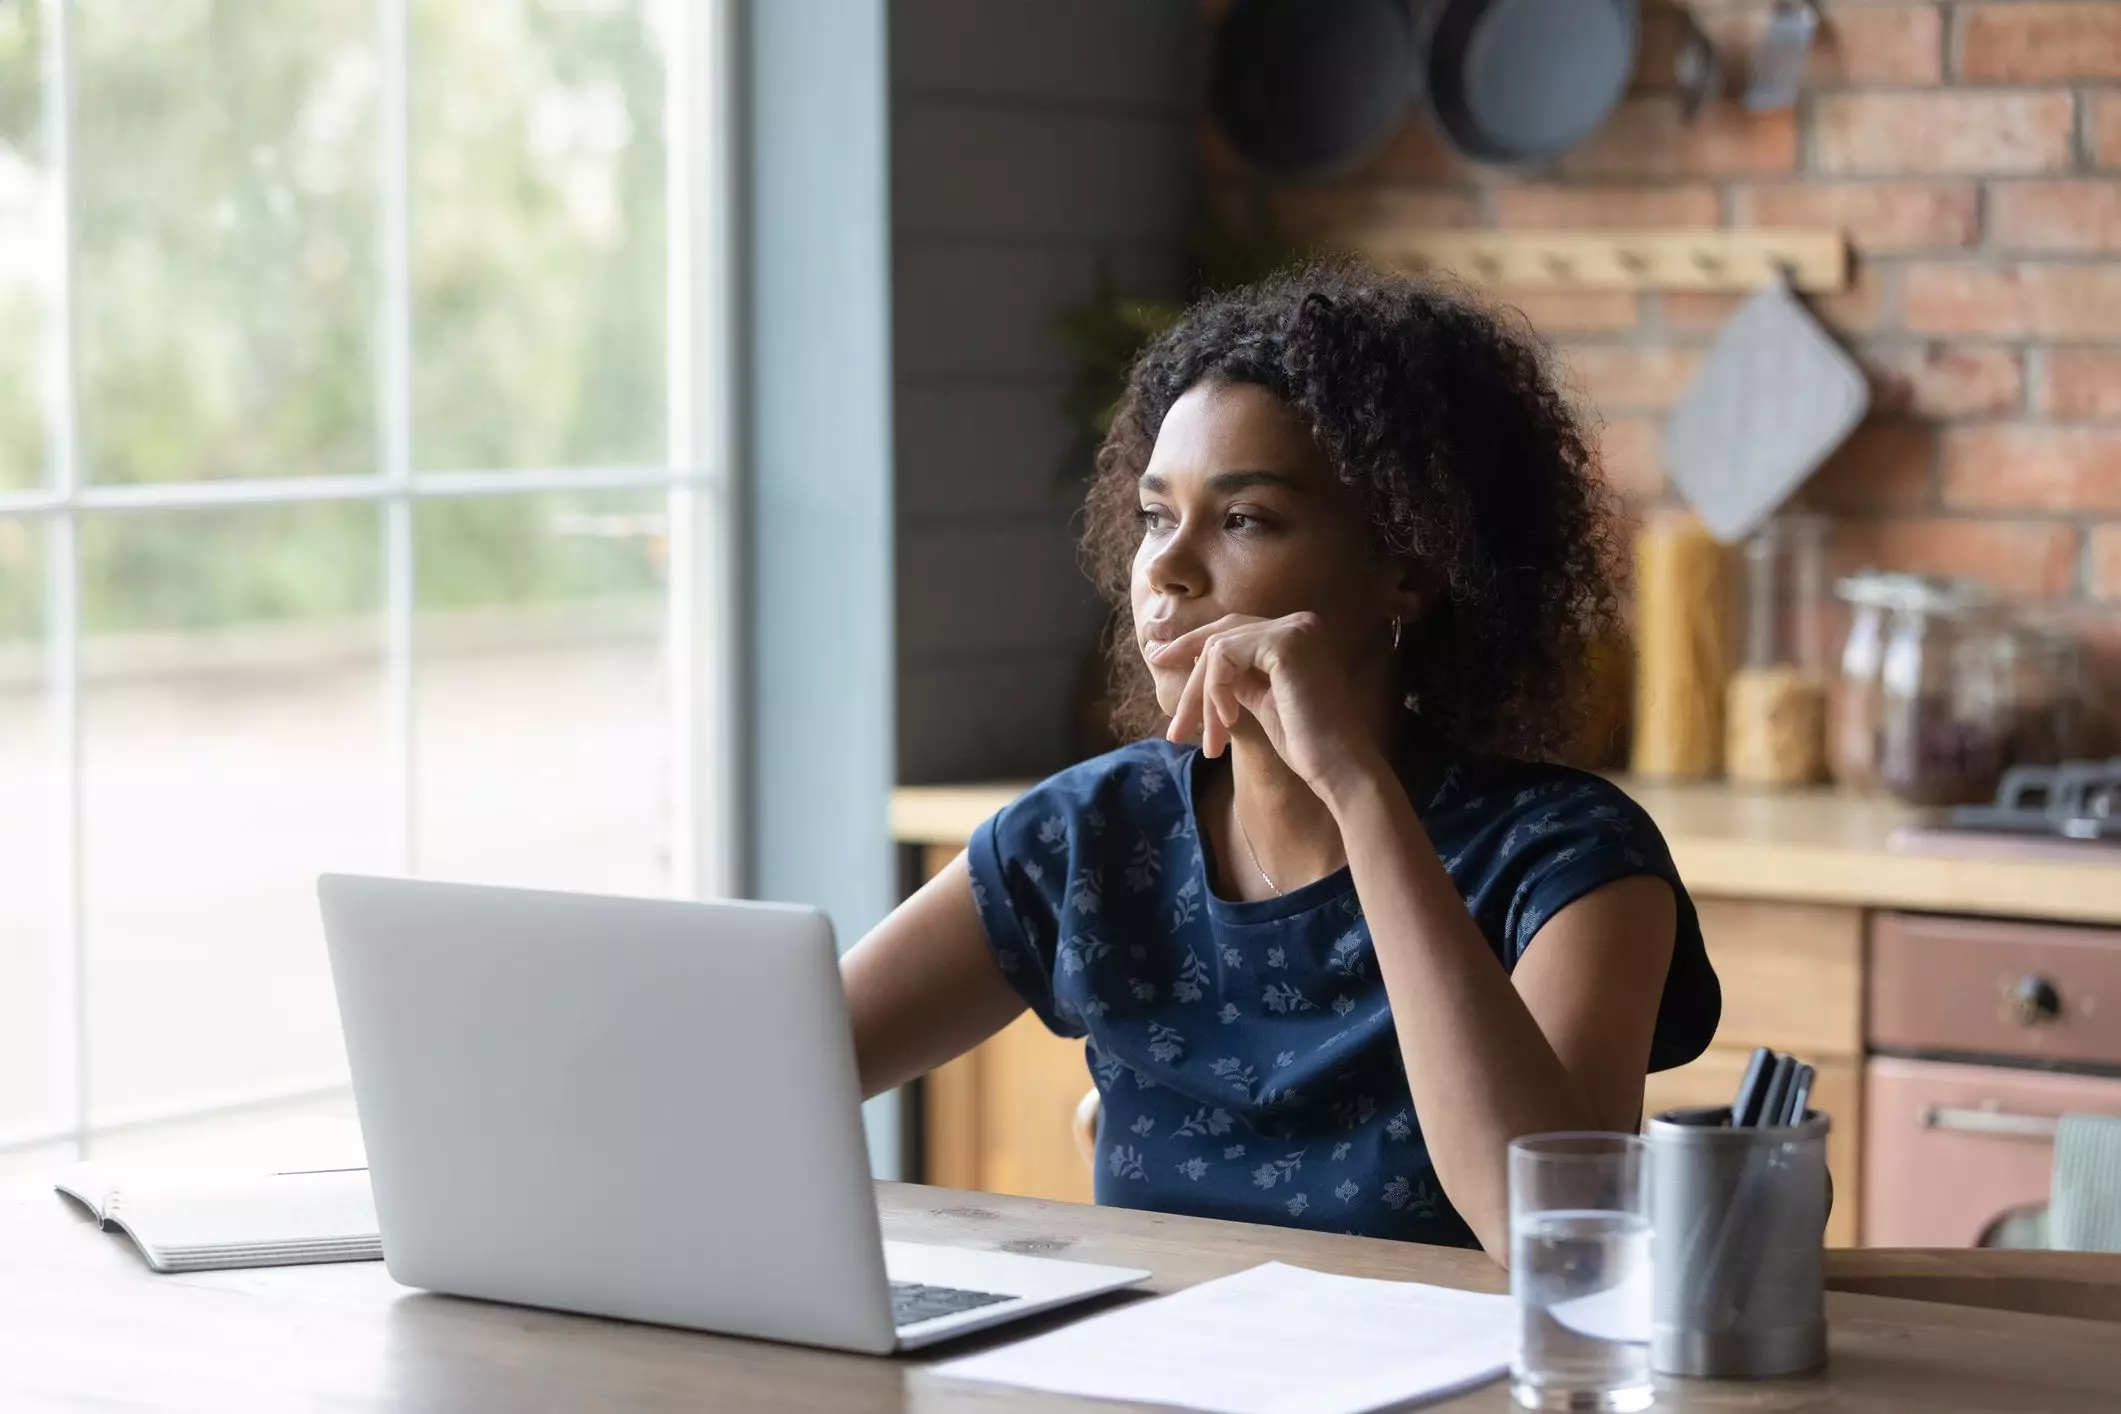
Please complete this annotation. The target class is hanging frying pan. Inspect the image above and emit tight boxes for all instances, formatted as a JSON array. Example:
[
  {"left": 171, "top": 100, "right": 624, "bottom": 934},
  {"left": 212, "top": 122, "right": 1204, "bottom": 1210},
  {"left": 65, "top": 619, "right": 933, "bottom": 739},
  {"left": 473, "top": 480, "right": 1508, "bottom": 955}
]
[
  {"left": 1418, "top": 0, "right": 1639, "bottom": 165},
  {"left": 1208, "top": 0, "right": 1423, "bottom": 184}
]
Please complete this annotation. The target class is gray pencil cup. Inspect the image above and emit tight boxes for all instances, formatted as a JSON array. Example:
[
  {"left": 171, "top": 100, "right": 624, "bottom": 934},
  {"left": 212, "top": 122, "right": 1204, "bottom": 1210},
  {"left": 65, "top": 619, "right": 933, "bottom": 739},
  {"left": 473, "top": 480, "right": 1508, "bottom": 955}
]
[{"left": 1645, "top": 1106, "right": 1829, "bottom": 1380}]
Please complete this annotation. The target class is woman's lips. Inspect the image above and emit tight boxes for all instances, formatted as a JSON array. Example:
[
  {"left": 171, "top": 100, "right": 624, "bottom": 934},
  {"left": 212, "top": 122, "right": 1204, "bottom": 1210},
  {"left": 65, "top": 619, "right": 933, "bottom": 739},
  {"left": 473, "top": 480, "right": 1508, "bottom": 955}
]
[
  {"left": 1139, "top": 616, "right": 1190, "bottom": 659},
  {"left": 1139, "top": 617, "right": 1183, "bottom": 645}
]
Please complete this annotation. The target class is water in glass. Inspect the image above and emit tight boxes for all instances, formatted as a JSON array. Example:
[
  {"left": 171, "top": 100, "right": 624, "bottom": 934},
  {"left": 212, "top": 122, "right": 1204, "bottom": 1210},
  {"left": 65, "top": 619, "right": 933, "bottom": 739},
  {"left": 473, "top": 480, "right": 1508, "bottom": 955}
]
[{"left": 1512, "top": 1208, "right": 1653, "bottom": 1412}]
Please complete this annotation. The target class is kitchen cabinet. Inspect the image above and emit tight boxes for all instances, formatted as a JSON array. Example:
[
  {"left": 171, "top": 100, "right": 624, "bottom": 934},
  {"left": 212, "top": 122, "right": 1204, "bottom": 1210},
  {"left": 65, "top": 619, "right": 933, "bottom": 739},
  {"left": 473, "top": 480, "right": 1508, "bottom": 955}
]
[
  {"left": 1647, "top": 897, "right": 1865, "bottom": 1248},
  {"left": 1864, "top": 1057, "right": 2121, "bottom": 1248},
  {"left": 1645, "top": 1046, "right": 1862, "bottom": 1249},
  {"left": 910, "top": 843, "right": 1094, "bottom": 1204},
  {"left": 892, "top": 780, "right": 2121, "bottom": 1248},
  {"left": 925, "top": 1011, "right": 1092, "bottom": 1204},
  {"left": 1691, "top": 898, "right": 1863, "bottom": 1058},
  {"left": 1861, "top": 911, "right": 2121, "bottom": 1247},
  {"left": 1868, "top": 913, "right": 2121, "bottom": 1070}
]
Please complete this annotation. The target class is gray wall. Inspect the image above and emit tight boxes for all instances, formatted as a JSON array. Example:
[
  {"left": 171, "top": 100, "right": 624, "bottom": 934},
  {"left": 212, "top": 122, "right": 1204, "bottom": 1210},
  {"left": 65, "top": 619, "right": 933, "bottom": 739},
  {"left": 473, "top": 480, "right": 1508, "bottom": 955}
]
[
  {"left": 890, "top": 0, "right": 1202, "bottom": 785},
  {"left": 741, "top": 0, "right": 1202, "bottom": 1175}
]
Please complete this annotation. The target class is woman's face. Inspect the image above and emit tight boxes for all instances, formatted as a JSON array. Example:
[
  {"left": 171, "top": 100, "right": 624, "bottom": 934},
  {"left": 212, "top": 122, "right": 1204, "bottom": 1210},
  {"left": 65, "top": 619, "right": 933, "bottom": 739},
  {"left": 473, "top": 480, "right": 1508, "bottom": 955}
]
[{"left": 1130, "top": 380, "right": 1405, "bottom": 718}]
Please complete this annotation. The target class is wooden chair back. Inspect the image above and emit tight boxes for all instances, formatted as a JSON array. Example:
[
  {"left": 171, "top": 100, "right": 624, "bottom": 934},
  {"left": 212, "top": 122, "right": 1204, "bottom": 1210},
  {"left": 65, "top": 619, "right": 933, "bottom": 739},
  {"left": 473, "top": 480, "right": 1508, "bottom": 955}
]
[{"left": 1072, "top": 1088, "right": 1100, "bottom": 1168}]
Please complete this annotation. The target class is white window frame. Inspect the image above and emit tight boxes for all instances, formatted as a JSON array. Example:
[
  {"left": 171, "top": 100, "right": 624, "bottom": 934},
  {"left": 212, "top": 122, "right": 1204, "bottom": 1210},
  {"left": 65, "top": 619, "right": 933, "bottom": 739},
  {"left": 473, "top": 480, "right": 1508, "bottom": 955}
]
[{"left": 2, "top": 0, "right": 739, "bottom": 1158}]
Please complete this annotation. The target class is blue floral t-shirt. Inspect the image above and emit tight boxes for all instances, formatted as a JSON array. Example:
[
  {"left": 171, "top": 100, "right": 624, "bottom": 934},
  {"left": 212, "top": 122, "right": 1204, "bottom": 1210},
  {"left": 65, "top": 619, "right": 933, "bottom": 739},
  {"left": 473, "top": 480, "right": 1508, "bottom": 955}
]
[{"left": 965, "top": 739, "right": 1718, "bottom": 1249}]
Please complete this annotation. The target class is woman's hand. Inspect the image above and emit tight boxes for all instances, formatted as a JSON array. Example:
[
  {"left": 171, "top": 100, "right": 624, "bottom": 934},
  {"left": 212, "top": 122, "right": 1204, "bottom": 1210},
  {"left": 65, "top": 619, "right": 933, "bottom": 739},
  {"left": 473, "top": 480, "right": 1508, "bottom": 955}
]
[{"left": 1149, "top": 612, "right": 1386, "bottom": 800}]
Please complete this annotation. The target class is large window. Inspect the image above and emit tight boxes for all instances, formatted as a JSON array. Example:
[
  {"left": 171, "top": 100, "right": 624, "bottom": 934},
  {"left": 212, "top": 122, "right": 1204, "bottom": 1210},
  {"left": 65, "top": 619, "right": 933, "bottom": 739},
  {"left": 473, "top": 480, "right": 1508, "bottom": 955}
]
[{"left": 0, "top": 0, "right": 733, "bottom": 1166}]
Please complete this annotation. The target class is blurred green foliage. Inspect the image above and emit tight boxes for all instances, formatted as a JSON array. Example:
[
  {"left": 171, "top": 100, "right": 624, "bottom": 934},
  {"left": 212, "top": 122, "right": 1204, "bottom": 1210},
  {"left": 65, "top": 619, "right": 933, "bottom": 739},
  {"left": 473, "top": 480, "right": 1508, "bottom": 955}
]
[
  {"left": 0, "top": 0, "right": 669, "bottom": 643},
  {"left": 1053, "top": 203, "right": 1303, "bottom": 484}
]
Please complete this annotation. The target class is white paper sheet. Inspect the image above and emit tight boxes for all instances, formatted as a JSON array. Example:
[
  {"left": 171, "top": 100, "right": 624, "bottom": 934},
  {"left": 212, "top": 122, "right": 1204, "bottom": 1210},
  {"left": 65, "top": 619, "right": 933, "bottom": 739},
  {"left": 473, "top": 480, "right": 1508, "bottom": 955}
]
[
  {"left": 934, "top": 1261, "right": 1513, "bottom": 1414},
  {"left": 110, "top": 1169, "right": 379, "bottom": 1258},
  {"left": 50, "top": 1119, "right": 378, "bottom": 1272},
  {"left": 52, "top": 1116, "right": 367, "bottom": 1221}
]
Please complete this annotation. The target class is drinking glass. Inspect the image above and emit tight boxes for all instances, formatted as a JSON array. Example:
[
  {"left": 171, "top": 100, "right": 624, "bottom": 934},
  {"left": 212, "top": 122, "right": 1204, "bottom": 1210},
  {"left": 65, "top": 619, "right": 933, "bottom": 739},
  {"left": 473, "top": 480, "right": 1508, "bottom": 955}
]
[{"left": 1509, "top": 1133, "right": 1653, "bottom": 1412}]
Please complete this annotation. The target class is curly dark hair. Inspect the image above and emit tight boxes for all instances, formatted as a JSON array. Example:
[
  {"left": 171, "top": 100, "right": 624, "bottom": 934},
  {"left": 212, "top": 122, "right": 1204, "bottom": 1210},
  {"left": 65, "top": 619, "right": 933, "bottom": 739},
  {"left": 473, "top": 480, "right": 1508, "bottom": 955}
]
[{"left": 1082, "top": 257, "right": 1620, "bottom": 764}]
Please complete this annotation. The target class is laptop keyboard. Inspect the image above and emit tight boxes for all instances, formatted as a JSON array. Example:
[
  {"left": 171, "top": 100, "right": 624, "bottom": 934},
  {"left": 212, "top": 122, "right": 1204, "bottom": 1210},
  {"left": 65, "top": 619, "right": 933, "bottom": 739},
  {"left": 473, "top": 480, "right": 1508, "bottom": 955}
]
[{"left": 891, "top": 1280, "right": 1017, "bottom": 1327}]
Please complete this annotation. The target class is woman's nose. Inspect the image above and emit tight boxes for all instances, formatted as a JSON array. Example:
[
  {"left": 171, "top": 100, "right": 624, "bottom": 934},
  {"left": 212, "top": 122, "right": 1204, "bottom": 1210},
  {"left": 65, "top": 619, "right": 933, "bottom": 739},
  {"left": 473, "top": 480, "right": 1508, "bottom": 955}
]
[{"left": 1143, "top": 530, "right": 1203, "bottom": 599}]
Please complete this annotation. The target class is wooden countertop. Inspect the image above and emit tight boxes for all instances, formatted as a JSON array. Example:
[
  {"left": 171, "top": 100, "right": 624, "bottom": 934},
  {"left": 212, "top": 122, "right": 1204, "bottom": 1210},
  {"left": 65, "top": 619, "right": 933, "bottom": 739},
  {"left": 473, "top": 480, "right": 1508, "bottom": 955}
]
[
  {"left": 13, "top": 1179, "right": 2121, "bottom": 1411},
  {"left": 892, "top": 777, "right": 2121, "bottom": 926}
]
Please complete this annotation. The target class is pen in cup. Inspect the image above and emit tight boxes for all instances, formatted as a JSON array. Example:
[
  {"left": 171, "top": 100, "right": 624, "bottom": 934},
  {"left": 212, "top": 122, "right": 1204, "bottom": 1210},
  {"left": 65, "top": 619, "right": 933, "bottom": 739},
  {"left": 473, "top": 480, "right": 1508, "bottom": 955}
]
[
  {"left": 1726, "top": 1048, "right": 1814, "bottom": 1129},
  {"left": 1699, "top": 1048, "right": 1813, "bottom": 1318},
  {"left": 1730, "top": 1047, "right": 1772, "bottom": 1128},
  {"left": 1781, "top": 1065, "right": 1814, "bottom": 1127},
  {"left": 1755, "top": 1054, "right": 1797, "bottom": 1130}
]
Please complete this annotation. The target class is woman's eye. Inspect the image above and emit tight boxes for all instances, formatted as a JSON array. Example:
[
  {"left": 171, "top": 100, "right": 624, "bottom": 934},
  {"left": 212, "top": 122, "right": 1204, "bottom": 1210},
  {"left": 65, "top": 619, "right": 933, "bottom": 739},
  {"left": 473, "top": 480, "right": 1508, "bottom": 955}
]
[
  {"left": 1225, "top": 511, "right": 1256, "bottom": 532},
  {"left": 1136, "top": 507, "right": 1170, "bottom": 532}
]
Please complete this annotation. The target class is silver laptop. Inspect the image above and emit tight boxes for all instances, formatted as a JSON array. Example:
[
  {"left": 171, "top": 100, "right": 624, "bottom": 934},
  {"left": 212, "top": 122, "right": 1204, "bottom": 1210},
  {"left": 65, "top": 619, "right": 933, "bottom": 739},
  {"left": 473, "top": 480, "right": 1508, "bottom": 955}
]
[{"left": 318, "top": 874, "right": 1147, "bottom": 1353}]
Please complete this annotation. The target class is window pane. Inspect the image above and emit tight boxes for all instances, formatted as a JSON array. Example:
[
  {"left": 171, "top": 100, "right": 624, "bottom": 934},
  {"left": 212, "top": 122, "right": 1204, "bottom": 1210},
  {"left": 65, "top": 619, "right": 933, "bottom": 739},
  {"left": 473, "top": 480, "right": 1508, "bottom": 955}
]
[
  {"left": 414, "top": 490, "right": 668, "bottom": 892},
  {"left": 81, "top": 505, "right": 390, "bottom": 1125},
  {"left": 409, "top": 0, "right": 666, "bottom": 472},
  {"left": 0, "top": 3, "right": 42, "bottom": 490},
  {"left": 85, "top": 1091, "right": 359, "bottom": 1167},
  {"left": 0, "top": 519, "right": 61, "bottom": 1146},
  {"left": 74, "top": 1, "right": 378, "bottom": 485}
]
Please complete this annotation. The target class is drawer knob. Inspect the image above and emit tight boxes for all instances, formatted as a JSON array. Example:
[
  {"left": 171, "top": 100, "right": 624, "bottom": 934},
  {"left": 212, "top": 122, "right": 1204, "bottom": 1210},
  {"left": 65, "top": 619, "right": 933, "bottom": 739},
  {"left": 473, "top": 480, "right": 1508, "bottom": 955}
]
[{"left": 2007, "top": 974, "right": 2063, "bottom": 1028}]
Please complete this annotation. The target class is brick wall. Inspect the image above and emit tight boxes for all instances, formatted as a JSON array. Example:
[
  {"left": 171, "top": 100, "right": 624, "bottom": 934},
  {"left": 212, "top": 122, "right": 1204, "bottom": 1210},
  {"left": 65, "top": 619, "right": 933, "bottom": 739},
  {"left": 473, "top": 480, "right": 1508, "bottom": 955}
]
[{"left": 1203, "top": 1, "right": 2121, "bottom": 657}]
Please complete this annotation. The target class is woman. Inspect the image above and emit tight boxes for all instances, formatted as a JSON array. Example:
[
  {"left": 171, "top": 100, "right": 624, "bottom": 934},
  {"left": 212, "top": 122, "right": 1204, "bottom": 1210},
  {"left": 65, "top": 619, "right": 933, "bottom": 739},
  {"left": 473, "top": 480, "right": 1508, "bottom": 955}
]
[{"left": 843, "top": 260, "right": 1718, "bottom": 1260}]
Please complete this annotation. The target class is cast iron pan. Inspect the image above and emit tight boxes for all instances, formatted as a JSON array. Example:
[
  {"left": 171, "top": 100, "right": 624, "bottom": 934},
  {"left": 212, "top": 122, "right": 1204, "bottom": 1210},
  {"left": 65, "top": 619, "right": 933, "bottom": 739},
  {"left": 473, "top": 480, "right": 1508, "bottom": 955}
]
[
  {"left": 1420, "top": 0, "right": 1639, "bottom": 165},
  {"left": 1209, "top": 0, "right": 1422, "bottom": 184}
]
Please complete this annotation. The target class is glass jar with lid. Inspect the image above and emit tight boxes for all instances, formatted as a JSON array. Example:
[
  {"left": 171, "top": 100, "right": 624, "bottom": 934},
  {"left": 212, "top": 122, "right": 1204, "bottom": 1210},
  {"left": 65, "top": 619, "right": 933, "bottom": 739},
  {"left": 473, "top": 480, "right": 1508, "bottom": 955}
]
[
  {"left": 1829, "top": 571, "right": 1908, "bottom": 791},
  {"left": 1726, "top": 515, "right": 1829, "bottom": 786},
  {"left": 1983, "top": 626, "right": 2084, "bottom": 769},
  {"left": 1878, "top": 578, "right": 2004, "bottom": 806}
]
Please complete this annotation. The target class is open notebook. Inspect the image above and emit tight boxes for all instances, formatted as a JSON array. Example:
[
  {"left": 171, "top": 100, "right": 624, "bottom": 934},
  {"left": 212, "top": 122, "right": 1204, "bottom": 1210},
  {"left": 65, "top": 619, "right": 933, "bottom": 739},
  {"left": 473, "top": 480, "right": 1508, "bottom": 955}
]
[{"left": 53, "top": 1120, "right": 382, "bottom": 1273}]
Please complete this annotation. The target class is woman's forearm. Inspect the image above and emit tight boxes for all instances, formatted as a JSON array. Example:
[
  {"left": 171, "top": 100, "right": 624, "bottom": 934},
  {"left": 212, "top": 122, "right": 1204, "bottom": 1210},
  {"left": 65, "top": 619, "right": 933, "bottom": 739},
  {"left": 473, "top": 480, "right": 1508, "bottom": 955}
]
[{"left": 1319, "top": 753, "right": 1597, "bottom": 1256}]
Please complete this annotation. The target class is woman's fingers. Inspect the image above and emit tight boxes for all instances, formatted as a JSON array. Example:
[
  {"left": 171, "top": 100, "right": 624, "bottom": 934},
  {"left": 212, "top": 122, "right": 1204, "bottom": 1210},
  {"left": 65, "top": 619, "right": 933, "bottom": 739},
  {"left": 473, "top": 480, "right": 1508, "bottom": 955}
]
[
  {"left": 1208, "top": 673, "right": 1248, "bottom": 758},
  {"left": 1193, "top": 626, "right": 1273, "bottom": 758},
  {"left": 1161, "top": 616, "right": 1304, "bottom": 752},
  {"left": 1201, "top": 641, "right": 1230, "bottom": 758},
  {"left": 1164, "top": 641, "right": 1212, "bottom": 744},
  {"left": 1146, "top": 613, "right": 1263, "bottom": 670},
  {"left": 1166, "top": 632, "right": 1222, "bottom": 746}
]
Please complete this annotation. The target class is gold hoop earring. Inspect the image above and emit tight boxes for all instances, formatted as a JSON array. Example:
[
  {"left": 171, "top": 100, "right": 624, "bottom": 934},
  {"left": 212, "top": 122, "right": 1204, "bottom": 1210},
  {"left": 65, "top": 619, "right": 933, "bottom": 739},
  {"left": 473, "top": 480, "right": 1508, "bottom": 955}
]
[{"left": 1390, "top": 615, "right": 1403, "bottom": 651}]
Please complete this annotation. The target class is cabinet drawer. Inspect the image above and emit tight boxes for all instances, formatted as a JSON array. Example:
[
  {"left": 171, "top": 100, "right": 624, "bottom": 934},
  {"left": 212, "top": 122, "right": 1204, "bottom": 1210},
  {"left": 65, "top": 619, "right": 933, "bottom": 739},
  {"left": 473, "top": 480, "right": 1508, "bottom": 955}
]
[
  {"left": 1694, "top": 898, "right": 1864, "bottom": 1059},
  {"left": 1869, "top": 913, "right": 2121, "bottom": 1068},
  {"left": 1863, "top": 1056, "right": 2121, "bottom": 1248},
  {"left": 1644, "top": 1047, "right": 1861, "bottom": 1248},
  {"left": 925, "top": 1013, "right": 1093, "bottom": 1205}
]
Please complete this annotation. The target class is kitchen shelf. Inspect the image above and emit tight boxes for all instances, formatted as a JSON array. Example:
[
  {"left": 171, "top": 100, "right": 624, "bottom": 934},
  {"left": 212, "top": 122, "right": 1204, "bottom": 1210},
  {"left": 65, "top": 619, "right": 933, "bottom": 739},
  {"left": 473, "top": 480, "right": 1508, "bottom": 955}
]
[{"left": 1343, "top": 227, "right": 1850, "bottom": 293}]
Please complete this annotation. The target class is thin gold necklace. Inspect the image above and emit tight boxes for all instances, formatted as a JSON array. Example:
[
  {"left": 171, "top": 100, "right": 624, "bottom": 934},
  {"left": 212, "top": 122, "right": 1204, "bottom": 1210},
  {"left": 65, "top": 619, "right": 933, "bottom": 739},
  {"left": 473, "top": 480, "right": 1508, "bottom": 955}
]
[{"left": 1232, "top": 802, "right": 1282, "bottom": 897}]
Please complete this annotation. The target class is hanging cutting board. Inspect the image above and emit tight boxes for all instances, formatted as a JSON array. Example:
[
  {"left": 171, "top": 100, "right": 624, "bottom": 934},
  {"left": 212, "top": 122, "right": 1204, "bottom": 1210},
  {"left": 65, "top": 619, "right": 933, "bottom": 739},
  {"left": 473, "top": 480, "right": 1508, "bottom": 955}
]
[{"left": 1660, "top": 274, "right": 1869, "bottom": 544}]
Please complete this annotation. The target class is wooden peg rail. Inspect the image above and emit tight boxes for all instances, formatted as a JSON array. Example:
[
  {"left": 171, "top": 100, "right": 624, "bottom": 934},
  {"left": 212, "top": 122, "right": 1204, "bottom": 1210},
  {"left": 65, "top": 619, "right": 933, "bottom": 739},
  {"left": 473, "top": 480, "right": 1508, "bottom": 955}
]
[{"left": 1343, "top": 228, "right": 1849, "bottom": 293}]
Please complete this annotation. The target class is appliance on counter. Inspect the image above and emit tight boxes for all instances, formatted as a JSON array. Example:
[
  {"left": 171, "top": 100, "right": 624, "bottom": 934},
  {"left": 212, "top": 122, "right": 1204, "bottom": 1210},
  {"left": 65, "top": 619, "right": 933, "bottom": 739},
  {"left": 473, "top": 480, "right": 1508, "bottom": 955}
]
[
  {"left": 1865, "top": 911, "right": 2121, "bottom": 1248},
  {"left": 1890, "top": 760, "right": 2121, "bottom": 860},
  {"left": 1949, "top": 761, "right": 2121, "bottom": 841}
]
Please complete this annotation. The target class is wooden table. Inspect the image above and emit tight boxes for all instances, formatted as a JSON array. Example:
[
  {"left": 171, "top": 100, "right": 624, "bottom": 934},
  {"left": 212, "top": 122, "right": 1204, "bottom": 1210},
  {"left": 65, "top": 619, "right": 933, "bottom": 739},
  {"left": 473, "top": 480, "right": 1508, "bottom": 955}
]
[{"left": 9, "top": 1181, "right": 2121, "bottom": 1411}]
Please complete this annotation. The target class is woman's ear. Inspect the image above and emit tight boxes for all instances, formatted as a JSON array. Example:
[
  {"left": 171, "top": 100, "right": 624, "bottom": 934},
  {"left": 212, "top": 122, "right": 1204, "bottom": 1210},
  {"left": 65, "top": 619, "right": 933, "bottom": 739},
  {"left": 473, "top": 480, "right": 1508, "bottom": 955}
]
[{"left": 1381, "top": 560, "right": 1428, "bottom": 627}]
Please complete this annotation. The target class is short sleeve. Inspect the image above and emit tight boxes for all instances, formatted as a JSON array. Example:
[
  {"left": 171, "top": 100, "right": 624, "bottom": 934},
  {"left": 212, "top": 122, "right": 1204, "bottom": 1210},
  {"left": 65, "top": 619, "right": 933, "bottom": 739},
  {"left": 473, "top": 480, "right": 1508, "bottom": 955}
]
[
  {"left": 965, "top": 795, "right": 1087, "bottom": 1040},
  {"left": 1503, "top": 782, "right": 1720, "bottom": 1073}
]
